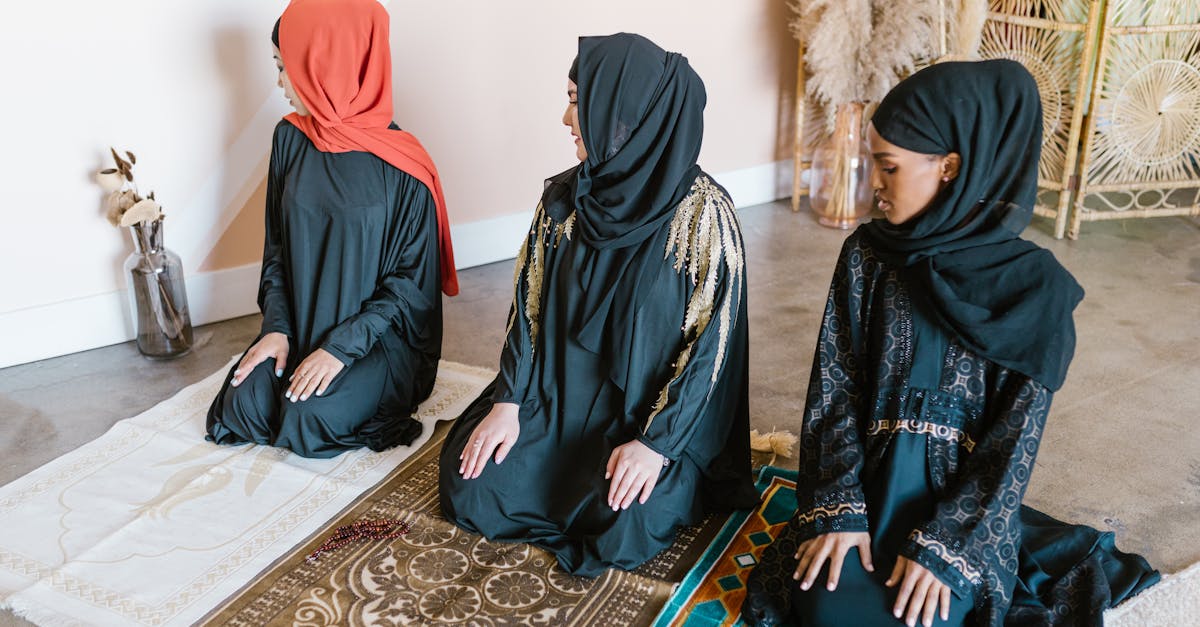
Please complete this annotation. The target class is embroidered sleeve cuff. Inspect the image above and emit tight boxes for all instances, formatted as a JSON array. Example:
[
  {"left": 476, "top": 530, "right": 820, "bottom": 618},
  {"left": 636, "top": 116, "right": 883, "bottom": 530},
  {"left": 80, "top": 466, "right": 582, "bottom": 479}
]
[
  {"left": 793, "top": 501, "right": 869, "bottom": 541},
  {"left": 899, "top": 529, "right": 981, "bottom": 599}
]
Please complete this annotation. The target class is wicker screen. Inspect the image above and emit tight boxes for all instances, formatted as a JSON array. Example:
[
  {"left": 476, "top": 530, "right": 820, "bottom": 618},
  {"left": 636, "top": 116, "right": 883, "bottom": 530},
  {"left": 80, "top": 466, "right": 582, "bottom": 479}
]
[{"left": 1069, "top": 0, "right": 1200, "bottom": 237}]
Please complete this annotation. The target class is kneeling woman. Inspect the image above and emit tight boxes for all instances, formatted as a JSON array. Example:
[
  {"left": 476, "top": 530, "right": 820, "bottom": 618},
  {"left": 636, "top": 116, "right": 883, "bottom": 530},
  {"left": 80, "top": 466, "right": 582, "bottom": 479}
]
[
  {"left": 741, "top": 60, "right": 1159, "bottom": 626},
  {"left": 206, "top": 0, "right": 457, "bottom": 458},
  {"left": 438, "top": 33, "right": 757, "bottom": 576}
]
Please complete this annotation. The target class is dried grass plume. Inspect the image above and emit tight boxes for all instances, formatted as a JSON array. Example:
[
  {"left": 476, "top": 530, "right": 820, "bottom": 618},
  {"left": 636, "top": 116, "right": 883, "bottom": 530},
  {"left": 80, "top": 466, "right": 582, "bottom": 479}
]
[
  {"left": 948, "top": 0, "right": 989, "bottom": 59},
  {"left": 790, "top": 0, "right": 989, "bottom": 125}
]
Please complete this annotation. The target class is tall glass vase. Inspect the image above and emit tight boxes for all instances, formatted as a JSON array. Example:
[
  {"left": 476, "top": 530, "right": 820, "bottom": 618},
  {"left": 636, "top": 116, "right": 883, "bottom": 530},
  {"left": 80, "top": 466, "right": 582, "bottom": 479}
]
[
  {"left": 809, "top": 102, "right": 874, "bottom": 229},
  {"left": 124, "top": 220, "right": 193, "bottom": 359}
]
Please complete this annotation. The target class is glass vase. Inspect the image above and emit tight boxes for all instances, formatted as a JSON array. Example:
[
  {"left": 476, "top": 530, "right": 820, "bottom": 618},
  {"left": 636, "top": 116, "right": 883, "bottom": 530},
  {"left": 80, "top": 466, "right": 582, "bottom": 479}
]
[
  {"left": 809, "top": 102, "right": 874, "bottom": 229},
  {"left": 124, "top": 220, "right": 193, "bottom": 359}
]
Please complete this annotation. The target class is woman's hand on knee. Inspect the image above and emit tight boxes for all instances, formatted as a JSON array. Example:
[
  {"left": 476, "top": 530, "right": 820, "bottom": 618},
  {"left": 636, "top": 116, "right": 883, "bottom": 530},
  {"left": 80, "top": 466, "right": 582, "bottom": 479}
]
[
  {"left": 793, "top": 531, "right": 874, "bottom": 592},
  {"left": 605, "top": 440, "right": 665, "bottom": 511},
  {"left": 232, "top": 332, "right": 289, "bottom": 386},
  {"left": 286, "top": 349, "right": 345, "bottom": 402},
  {"left": 886, "top": 556, "right": 951, "bottom": 627},
  {"left": 459, "top": 402, "right": 520, "bottom": 479}
]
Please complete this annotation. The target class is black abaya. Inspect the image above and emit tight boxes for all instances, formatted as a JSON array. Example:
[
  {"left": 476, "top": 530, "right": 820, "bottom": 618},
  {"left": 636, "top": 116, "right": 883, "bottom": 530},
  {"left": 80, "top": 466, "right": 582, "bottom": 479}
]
[
  {"left": 206, "top": 121, "right": 442, "bottom": 458},
  {"left": 439, "top": 175, "right": 757, "bottom": 576}
]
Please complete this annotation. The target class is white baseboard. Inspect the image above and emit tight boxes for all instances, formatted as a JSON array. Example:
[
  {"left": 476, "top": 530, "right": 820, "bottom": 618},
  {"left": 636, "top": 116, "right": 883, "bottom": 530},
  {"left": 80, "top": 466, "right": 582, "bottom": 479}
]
[
  {"left": 0, "top": 263, "right": 262, "bottom": 369},
  {"left": 718, "top": 158, "right": 796, "bottom": 210},
  {"left": 0, "top": 159, "right": 792, "bottom": 369},
  {"left": 449, "top": 213, "right": 532, "bottom": 270},
  {"left": 450, "top": 158, "right": 795, "bottom": 271}
]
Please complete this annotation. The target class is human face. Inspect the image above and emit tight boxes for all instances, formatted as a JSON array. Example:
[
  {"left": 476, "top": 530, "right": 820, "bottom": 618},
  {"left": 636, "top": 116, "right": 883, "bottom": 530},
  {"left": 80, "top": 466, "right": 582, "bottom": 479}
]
[
  {"left": 866, "top": 123, "right": 960, "bottom": 225},
  {"left": 273, "top": 45, "right": 310, "bottom": 117},
  {"left": 563, "top": 80, "right": 587, "bottom": 162}
]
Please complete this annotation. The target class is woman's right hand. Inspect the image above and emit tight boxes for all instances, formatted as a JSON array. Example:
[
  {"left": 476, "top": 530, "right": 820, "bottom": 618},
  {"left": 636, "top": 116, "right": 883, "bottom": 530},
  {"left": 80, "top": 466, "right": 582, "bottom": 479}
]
[
  {"left": 459, "top": 402, "right": 520, "bottom": 479},
  {"left": 793, "top": 531, "right": 875, "bottom": 591},
  {"left": 231, "top": 332, "right": 290, "bottom": 386}
]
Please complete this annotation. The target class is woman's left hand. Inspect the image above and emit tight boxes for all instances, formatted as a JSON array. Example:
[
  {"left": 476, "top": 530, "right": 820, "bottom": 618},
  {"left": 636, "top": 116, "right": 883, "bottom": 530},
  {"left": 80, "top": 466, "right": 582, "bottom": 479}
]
[
  {"left": 886, "top": 556, "right": 951, "bottom": 627},
  {"left": 286, "top": 349, "right": 345, "bottom": 402},
  {"left": 605, "top": 440, "right": 666, "bottom": 511}
]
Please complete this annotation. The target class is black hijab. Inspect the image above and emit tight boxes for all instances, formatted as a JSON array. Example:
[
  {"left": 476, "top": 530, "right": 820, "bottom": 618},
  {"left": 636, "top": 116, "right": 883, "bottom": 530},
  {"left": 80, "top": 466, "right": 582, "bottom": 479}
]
[
  {"left": 558, "top": 32, "right": 705, "bottom": 250},
  {"left": 537, "top": 33, "right": 707, "bottom": 385},
  {"left": 863, "top": 59, "right": 1084, "bottom": 391}
]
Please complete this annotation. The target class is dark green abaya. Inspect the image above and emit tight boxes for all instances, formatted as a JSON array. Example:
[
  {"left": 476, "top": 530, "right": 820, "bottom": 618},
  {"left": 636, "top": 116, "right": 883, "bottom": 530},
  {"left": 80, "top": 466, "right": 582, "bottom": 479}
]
[
  {"left": 206, "top": 120, "right": 442, "bottom": 458},
  {"left": 439, "top": 173, "right": 756, "bottom": 576},
  {"left": 438, "top": 33, "right": 757, "bottom": 576},
  {"left": 741, "top": 60, "right": 1158, "bottom": 626}
]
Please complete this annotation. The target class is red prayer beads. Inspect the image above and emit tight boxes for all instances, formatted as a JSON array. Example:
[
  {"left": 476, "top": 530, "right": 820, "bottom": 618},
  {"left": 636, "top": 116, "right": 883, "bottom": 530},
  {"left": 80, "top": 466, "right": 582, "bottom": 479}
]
[{"left": 305, "top": 518, "right": 412, "bottom": 563}]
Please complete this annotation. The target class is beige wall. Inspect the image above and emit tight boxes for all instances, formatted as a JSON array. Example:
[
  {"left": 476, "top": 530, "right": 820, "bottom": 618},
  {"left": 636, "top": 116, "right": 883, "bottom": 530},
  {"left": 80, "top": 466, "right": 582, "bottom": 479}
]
[
  {"left": 386, "top": 0, "right": 798, "bottom": 224},
  {"left": 200, "top": 178, "right": 267, "bottom": 272},
  {"left": 0, "top": 0, "right": 796, "bottom": 365},
  {"left": 205, "top": 0, "right": 799, "bottom": 266}
]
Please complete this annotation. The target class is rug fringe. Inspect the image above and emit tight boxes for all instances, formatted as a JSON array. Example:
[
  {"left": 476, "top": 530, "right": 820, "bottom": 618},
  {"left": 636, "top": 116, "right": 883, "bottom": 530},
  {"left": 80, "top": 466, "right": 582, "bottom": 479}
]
[
  {"left": 4, "top": 596, "right": 88, "bottom": 627},
  {"left": 749, "top": 428, "right": 798, "bottom": 468}
]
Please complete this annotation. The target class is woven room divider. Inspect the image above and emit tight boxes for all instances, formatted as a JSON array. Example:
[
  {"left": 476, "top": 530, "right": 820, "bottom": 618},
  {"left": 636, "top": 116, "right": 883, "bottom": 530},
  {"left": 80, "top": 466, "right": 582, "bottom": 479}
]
[
  {"left": 789, "top": 0, "right": 1200, "bottom": 239},
  {"left": 1064, "top": 0, "right": 1200, "bottom": 238}
]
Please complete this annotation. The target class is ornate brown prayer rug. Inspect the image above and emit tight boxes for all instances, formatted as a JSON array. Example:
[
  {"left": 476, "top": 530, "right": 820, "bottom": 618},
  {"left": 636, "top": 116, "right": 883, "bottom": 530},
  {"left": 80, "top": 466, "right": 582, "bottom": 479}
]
[{"left": 200, "top": 422, "right": 723, "bottom": 626}]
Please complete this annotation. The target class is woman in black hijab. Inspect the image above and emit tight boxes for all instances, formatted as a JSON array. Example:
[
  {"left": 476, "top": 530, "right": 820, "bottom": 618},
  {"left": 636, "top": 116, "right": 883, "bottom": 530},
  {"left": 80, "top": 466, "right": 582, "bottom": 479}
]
[
  {"left": 742, "top": 60, "right": 1158, "bottom": 626},
  {"left": 437, "top": 33, "right": 757, "bottom": 576}
]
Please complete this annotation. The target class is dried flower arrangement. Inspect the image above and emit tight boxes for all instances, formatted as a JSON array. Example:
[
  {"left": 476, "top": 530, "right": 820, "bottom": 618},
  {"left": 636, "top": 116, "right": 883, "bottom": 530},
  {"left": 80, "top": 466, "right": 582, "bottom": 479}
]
[
  {"left": 787, "top": 0, "right": 988, "bottom": 226},
  {"left": 789, "top": 0, "right": 987, "bottom": 120},
  {"left": 95, "top": 148, "right": 164, "bottom": 228},
  {"left": 94, "top": 147, "right": 193, "bottom": 358}
]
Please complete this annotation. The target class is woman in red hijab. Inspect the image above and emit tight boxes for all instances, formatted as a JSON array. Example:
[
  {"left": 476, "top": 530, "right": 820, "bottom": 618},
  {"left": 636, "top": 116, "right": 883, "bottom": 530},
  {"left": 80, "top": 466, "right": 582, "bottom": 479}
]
[{"left": 206, "top": 0, "right": 457, "bottom": 458}]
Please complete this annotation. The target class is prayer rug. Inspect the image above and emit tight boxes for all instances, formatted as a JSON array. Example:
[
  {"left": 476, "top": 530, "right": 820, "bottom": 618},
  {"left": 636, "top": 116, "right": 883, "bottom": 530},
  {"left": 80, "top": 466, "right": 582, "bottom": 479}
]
[
  {"left": 0, "top": 358, "right": 492, "bottom": 627},
  {"left": 651, "top": 467, "right": 1170, "bottom": 627},
  {"left": 651, "top": 466, "right": 797, "bottom": 627},
  {"left": 200, "top": 423, "right": 723, "bottom": 626}
]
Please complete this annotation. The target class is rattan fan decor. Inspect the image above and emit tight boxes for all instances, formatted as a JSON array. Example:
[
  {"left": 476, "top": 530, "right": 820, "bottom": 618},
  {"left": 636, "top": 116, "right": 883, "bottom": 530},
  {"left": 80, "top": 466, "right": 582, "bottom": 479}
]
[
  {"left": 1069, "top": 0, "right": 1200, "bottom": 237},
  {"left": 791, "top": 0, "right": 1200, "bottom": 237},
  {"left": 978, "top": 0, "right": 1098, "bottom": 238}
]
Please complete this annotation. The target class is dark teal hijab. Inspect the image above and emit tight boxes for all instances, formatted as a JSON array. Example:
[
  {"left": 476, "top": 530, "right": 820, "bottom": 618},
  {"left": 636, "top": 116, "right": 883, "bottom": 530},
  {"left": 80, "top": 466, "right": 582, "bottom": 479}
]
[
  {"left": 538, "top": 33, "right": 707, "bottom": 386},
  {"left": 562, "top": 32, "right": 705, "bottom": 250},
  {"left": 863, "top": 59, "right": 1084, "bottom": 391}
]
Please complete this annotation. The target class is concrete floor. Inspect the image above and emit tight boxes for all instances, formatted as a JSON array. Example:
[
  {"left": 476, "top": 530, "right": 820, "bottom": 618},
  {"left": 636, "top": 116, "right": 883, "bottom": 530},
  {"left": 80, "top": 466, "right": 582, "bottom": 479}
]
[{"left": 1, "top": 200, "right": 1197, "bottom": 626}]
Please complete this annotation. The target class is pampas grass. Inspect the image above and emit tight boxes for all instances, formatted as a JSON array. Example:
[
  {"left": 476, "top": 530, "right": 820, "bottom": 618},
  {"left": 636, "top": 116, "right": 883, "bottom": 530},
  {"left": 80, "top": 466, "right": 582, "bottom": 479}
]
[
  {"left": 790, "top": 0, "right": 991, "bottom": 122},
  {"left": 790, "top": 0, "right": 939, "bottom": 112},
  {"left": 865, "top": 1, "right": 940, "bottom": 99},
  {"left": 790, "top": 0, "right": 875, "bottom": 108},
  {"left": 946, "top": 0, "right": 989, "bottom": 60}
]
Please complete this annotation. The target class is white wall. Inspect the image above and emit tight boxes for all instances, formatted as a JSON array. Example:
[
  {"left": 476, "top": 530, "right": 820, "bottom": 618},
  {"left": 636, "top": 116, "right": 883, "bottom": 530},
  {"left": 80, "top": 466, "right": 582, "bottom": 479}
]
[{"left": 0, "top": 0, "right": 797, "bottom": 368}]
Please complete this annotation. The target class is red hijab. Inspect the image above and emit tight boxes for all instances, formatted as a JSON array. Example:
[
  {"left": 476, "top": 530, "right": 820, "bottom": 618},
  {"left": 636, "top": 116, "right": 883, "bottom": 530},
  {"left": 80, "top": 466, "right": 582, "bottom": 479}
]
[{"left": 278, "top": 0, "right": 458, "bottom": 296}]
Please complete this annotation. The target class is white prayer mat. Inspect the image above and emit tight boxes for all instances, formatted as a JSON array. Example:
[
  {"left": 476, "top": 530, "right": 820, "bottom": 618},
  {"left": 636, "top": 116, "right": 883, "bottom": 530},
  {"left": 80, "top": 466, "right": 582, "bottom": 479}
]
[
  {"left": 0, "top": 359, "right": 493, "bottom": 627},
  {"left": 1106, "top": 560, "right": 1200, "bottom": 627}
]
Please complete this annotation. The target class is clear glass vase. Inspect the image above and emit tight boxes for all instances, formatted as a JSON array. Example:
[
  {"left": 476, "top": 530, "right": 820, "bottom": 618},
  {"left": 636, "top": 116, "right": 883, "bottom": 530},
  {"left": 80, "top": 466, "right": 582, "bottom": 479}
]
[
  {"left": 124, "top": 220, "right": 193, "bottom": 359},
  {"left": 809, "top": 102, "right": 874, "bottom": 229}
]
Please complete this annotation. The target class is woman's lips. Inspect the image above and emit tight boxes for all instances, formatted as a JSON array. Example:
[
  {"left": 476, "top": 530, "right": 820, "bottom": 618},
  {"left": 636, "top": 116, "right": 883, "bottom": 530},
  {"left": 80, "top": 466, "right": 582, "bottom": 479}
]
[{"left": 877, "top": 198, "right": 892, "bottom": 212}]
